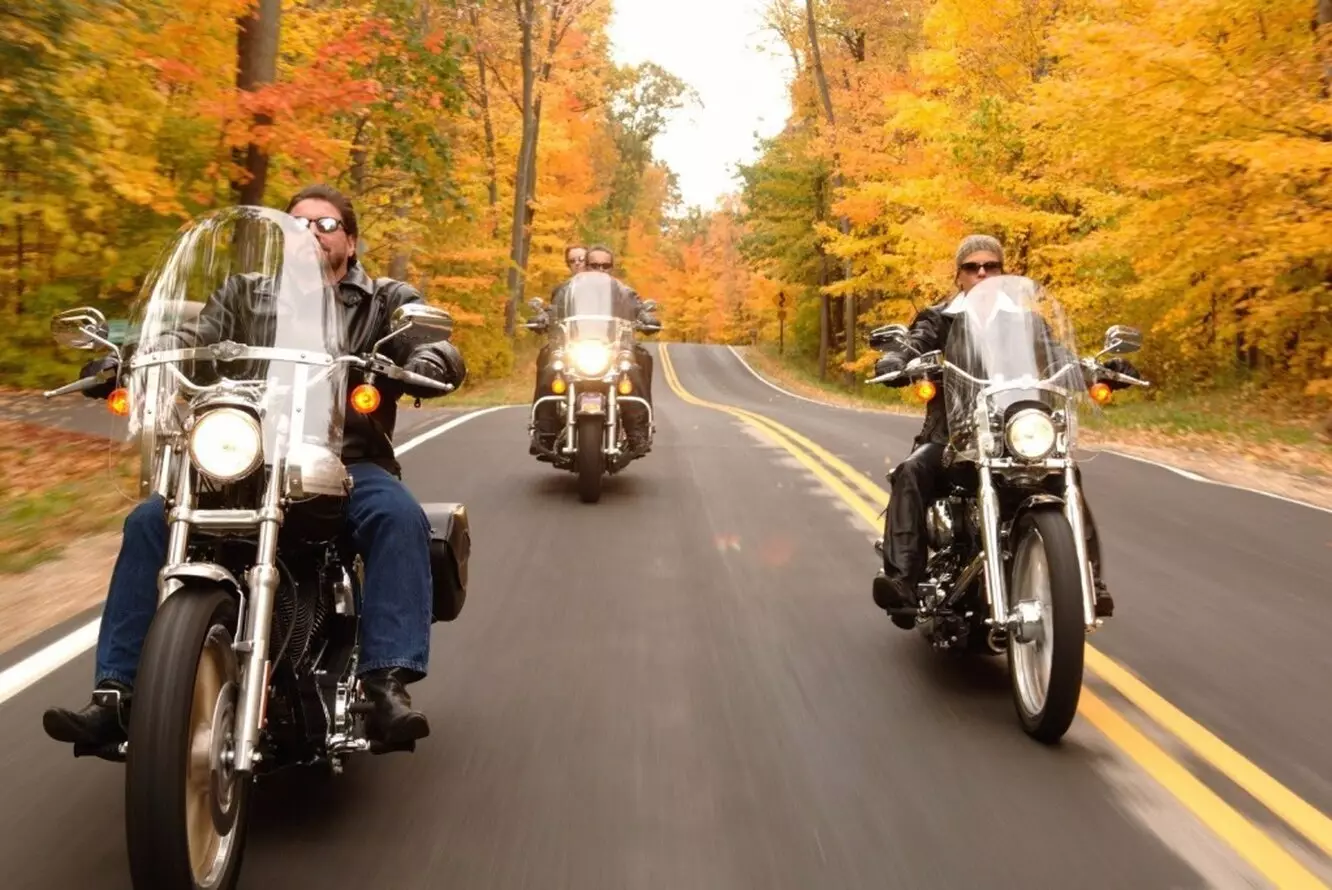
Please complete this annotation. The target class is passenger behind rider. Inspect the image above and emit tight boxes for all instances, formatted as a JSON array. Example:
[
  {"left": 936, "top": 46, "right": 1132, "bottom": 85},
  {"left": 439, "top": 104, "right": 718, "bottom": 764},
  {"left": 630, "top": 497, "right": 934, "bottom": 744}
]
[
  {"left": 42, "top": 183, "right": 467, "bottom": 753},
  {"left": 870, "top": 234, "right": 1140, "bottom": 619},
  {"left": 529, "top": 244, "right": 659, "bottom": 454}
]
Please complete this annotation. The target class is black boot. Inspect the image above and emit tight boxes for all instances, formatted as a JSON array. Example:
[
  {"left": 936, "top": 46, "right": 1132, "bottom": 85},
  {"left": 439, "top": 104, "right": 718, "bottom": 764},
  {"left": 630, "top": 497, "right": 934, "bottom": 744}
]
[
  {"left": 359, "top": 668, "right": 429, "bottom": 753},
  {"left": 42, "top": 680, "right": 131, "bottom": 746},
  {"left": 872, "top": 571, "right": 916, "bottom": 612}
]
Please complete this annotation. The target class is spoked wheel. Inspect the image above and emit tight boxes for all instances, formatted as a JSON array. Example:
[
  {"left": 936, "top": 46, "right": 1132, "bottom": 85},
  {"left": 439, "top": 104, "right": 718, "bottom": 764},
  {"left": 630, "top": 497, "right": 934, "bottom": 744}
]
[
  {"left": 126, "top": 587, "right": 251, "bottom": 889},
  {"left": 575, "top": 415, "right": 605, "bottom": 503},
  {"left": 1006, "top": 509, "right": 1086, "bottom": 744}
]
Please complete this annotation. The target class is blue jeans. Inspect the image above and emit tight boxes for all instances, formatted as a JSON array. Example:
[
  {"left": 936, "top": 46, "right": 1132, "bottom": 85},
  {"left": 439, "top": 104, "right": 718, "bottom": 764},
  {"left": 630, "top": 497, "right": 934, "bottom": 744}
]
[{"left": 94, "top": 462, "right": 434, "bottom": 687}]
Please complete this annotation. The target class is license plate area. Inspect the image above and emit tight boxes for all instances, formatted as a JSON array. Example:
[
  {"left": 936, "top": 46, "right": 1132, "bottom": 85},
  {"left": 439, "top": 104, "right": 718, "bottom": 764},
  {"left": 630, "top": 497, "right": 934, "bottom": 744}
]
[{"left": 576, "top": 392, "right": 606, "bottom": 415}]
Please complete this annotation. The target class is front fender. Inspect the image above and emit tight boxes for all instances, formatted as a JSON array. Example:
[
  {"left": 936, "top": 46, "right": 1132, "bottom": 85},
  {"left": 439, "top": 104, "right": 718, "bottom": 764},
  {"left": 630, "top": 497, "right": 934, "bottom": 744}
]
[
  {"left": 1008, "top": 493, "right": 1065, "bottom": 535},
  {"left": 159, "top": 562, "right": 245, "bottom": 604}
]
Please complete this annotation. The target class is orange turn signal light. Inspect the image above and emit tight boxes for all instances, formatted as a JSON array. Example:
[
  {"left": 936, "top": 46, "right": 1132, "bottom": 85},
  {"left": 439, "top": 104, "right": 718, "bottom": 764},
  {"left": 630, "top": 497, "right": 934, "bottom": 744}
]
[
  {"left": 1089, "top": 382, "right": 1112, "bottom": 405},
  {"left": 617, "top": 377, "right": 633, "bottom": 395},
  {"left": 552, "top": 377, "right": 567, "bottom": 395},
  {"left": 914, "top": 379, "right": 937, "bottom": 402},
  {"left": 351, "top": 383, "right": 382, "bottom": 414},
  {"left": 107, "top": 387, "right": 130, "bottom": 417}
]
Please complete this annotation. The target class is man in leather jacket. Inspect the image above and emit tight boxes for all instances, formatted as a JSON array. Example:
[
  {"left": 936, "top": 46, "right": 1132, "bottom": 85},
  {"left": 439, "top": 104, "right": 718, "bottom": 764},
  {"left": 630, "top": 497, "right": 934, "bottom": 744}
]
[
  {"left": 43, "top": 184, "right": 466, "bottom": 754},
  {"left": 870, "top": 235, "right": 1139, "bottom": 619},
  {"left": 529, "top": 245, "right": 659, "bottom": 454}
]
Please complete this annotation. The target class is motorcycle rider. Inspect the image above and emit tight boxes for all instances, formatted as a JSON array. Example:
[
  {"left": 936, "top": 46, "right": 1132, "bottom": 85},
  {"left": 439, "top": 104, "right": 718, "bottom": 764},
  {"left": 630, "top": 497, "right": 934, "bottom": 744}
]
[
  {"left": 529, "top": 244, "right": 659, "bottom": 454},
  {"left": 42, "top": 183, "right": 467, "bottom": 753},
  {"left": 870, "top": 234, "right": 1140, "bottom": 618}
]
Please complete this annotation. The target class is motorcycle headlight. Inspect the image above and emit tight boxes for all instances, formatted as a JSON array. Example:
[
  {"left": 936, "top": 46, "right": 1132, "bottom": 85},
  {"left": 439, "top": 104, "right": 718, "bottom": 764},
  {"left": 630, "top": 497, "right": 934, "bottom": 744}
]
[
  {"left": 1004, "top": 409, "right": 1057, "bottom": 461},
  {"left": 571, "top": 340, "right": 611, "bottom": 376},
  {"left": 189, "top": 408, "right": 263, "bottom": 482}
]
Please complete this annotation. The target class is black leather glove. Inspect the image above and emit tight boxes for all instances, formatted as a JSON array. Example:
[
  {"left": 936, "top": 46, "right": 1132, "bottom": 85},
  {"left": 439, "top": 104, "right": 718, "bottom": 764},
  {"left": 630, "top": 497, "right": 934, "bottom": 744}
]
[
  {"left": 406, "top": 342, "right": 466, "bottom": 387},
  {"left": 874, "top": 354, "right": 911, "bottom": 388},
  {"left": 78, "top": 356, "right": 120, "bottom": 400},
  {"left": 1102, "top": 357, "right": 1141, "bottom": 390}
]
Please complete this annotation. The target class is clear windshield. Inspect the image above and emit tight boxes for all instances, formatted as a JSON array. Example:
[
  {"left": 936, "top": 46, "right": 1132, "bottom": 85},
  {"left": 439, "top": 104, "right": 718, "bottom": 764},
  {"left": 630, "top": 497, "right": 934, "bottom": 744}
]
[
  {"left": 114, "top": 206, "right": 349, "bottom": 500},
  {"left": 553, "top": 271, "right": 634, "bottom": 348},
  {"left": 943, "top": 276, "right": 1085, "bottom": 450}
]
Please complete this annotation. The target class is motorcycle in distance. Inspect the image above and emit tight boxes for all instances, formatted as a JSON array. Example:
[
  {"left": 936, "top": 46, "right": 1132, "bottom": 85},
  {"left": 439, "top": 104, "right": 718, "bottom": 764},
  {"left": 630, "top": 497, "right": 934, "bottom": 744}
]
[
  {"left": 524, "top": 270, "right": 661, "bottom": 503},
  {"left": 865, "top": 275, "right": 1149, "bottom": 743},
  {"left": 42, "top": 205, "right": 473, "bottom": 890}
]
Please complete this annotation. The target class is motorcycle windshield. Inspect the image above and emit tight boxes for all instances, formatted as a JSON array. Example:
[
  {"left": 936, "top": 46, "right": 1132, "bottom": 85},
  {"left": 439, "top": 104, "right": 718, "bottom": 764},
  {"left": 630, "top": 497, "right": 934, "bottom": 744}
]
[
  {"left": 942, "top": 276, "right": 1085, "bottom": 449},
  {"left": 114, "top": 206, "right": 349, "bottom": 500},
  {"left": 554, "top": 272, "right": 632, "bottom": 344}
]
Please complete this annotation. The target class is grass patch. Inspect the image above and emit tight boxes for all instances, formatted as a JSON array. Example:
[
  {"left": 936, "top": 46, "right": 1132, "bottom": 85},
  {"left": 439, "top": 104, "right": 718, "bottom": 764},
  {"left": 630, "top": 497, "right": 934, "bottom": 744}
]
[{"left": 0, "top": 420, "right": 135, "bottom": 574}]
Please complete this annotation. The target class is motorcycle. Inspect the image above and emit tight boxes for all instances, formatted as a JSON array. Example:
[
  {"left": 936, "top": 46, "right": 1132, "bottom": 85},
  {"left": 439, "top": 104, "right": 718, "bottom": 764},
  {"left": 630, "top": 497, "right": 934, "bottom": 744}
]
[
  {"left": 865, "top": 275, "right": 1149, "bottom": 743},
  {"left": 524, "top": 271, "right": 661, "bottom": 503},
  {"left": 43, "top": 206, "right": 472, "bottom": 889}
]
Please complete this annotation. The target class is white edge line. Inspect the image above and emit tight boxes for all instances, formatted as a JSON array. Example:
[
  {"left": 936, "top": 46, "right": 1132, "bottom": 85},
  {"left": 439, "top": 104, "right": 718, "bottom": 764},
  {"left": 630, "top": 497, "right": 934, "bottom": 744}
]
[
  {"left": 727, "top": 346, "right": 1332, "bottom": 516},
  {"left": 0, "top": 403, "right": 516, "bottom": 708},
  {"left": 725, "top": 345, "right": 866, "bottom": 410}
]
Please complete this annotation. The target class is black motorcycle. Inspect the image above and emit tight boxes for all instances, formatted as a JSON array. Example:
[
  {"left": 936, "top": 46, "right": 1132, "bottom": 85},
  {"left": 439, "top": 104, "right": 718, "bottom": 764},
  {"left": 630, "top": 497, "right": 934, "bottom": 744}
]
[
  {"left": 525, "top": 271, "right": 660, "bottom": 503},
  {"left": 43, "top": 206, "right": 472, "bottom": 889},
  {"left": 866, "top": 275, "right": 1148, "bottom": 743}
]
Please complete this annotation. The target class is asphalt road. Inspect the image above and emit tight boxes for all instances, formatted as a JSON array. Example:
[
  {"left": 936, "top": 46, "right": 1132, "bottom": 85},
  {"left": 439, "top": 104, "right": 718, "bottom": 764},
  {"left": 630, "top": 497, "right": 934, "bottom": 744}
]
[{"left": 0, "top": 344, "right": 1328, "bottom": 888}]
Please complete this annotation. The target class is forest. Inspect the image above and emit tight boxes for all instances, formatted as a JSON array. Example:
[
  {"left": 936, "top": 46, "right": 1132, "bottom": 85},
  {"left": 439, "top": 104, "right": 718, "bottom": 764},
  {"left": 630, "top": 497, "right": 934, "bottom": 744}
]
[{"left": 3, "top": 0, "right": 1332, "bottom": 419}]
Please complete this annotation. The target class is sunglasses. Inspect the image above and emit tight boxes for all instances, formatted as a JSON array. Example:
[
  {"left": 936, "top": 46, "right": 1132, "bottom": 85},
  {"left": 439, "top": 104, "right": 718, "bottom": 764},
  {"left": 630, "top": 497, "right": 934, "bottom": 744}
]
[
  {"left": 293, "top": 216, "right": 344, "bottom": 234},
  {"left": 959, "top": 261, "right": 1003, "bottom": 274},
  {"left": 587, "top": 261, "right": 613, "bottom": 271}
]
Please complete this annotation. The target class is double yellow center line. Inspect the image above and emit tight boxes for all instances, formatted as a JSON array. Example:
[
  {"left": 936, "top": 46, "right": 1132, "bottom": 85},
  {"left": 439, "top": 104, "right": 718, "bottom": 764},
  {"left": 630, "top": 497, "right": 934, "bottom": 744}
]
[{"left": 658, "top": 343, "right": 1331, "bottom": 888}]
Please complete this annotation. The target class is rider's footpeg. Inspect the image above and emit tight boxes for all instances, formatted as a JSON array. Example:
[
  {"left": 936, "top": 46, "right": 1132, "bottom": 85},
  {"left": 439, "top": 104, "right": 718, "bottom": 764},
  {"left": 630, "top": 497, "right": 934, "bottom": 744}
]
[
  {"left": 73, "top": 741, "right": 127, "bottom": 763},
  {"left": 92, "top": 688, "right": 131, "bottom": 732}
]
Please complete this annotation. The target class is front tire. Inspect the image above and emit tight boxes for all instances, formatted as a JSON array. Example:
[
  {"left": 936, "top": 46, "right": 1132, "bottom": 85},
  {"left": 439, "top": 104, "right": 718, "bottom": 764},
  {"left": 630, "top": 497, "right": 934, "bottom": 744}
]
[
  {"left": 1006, "top": 509, "right": 1085, "bottom": 744},
  {"left": 126, "top": 586, "right": 250, "bottom": 889},
  {"left": 575, "top": 415, "right": 605, "bottom": 503}
]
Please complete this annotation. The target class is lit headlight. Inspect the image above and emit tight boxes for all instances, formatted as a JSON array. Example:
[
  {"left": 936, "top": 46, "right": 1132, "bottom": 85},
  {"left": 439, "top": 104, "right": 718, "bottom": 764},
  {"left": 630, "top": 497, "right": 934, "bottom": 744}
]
[
  {"left": 571, "top": 340, "right": 611, "bottom": 376},
  {"left": 1004, "top": 409, "right": 1057, "bottom": 461},
  {"left": 189, "top": 408, "right": 263, "bottom": 481}
]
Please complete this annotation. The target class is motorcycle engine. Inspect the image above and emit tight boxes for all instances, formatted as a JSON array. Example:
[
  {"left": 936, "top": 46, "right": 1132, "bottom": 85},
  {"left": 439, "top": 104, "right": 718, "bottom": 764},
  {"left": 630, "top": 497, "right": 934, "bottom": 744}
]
[{"left": 926, "top": 500, "right": 957, "bottom": 550}]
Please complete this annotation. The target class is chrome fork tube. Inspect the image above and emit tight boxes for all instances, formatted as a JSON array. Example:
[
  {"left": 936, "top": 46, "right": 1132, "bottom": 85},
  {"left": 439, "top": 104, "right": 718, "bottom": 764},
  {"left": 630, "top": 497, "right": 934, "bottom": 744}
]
[
  {"left": 160, "top": 450, "right": 193, "bottom": 604},
  {"left": 1062, "top": 468, "right": 1097, "bottom": 629},
  {"left": 233, "top": 464, "right": 285, "bottom": 772},
  {"left": 562, "top": 384, "right": 577, "bottom": 453},
  {"left": 978, "top": 464, "right": 1009, "bottom": 625},
  {"left": 606, "top": 386, "right": 619, "bottom": 454}
]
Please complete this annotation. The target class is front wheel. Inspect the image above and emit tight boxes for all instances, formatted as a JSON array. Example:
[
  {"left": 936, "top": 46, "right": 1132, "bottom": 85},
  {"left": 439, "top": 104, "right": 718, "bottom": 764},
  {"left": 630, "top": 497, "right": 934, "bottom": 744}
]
[
  {"left": 1006, "top": 509, "right": 1086, "bottom": 744},
  {"left": 575, "top": 415, "right": 605, "bottom": 503},
  {"left": 125, "top": 586, "right": 250, "bottom": 889}
]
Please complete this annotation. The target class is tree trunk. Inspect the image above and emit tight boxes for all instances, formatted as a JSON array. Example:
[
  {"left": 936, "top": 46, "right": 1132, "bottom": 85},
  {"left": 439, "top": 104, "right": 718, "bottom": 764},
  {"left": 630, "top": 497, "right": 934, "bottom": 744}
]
[
  {"left": 805, "top": 0, "right": 855, "bottom": 385},
  {"left": 468, "top": 7, "right": 499, "bottom": 216},
  {"left": 516, "top": 10, "right": 564, "bottom": 295},
  {"left": 232, "top": 0, "right": 281, "bottom": 205},
  {"left": 504, "top": 0, "right": 537, "bottom": 337},
  {"left": 1319, "top": 0, "right": 1332, "bottom": 97}
]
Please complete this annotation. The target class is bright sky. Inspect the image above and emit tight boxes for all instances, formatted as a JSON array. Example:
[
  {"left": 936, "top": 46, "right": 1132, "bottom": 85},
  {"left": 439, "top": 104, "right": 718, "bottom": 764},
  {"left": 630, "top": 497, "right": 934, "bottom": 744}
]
[{"left": 607, "top": 0, "right": 795, "bottom": 213}]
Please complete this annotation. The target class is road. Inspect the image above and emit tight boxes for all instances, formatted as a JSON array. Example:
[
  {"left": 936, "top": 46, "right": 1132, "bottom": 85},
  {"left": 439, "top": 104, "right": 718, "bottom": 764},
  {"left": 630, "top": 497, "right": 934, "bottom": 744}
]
[{"left": 0, "top": 343, "right": 1328, "bottom": 888}]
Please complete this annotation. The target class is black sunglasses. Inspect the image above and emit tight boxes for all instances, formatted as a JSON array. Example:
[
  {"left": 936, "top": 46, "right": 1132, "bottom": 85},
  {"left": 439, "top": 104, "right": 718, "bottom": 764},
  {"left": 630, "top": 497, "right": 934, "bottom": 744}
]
[
  {"left": 587, "top": 261, "right": 613, "bottom": 271},
  {"left": 959, "top": 261, "right": 1003, "bottom": 274},
  {"left": 293, "top": 216, "right": 344, "bottom": 234}
]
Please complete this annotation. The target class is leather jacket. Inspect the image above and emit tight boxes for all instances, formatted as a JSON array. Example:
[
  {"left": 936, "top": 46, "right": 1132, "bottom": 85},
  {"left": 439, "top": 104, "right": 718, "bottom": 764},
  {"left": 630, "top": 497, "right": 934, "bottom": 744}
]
[{"left": 83, "top": 261, "right": 466, "bottom": 477}]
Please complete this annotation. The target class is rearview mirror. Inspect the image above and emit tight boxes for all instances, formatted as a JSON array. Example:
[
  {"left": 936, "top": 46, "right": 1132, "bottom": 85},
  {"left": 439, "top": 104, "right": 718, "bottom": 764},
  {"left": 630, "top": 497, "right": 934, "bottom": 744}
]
[
  {"left": 527, "top": 297, "right": 545, "bottom": 312},
  {"left": 868, "top": 324, "right": 910, "bottom": 352},
  {"left": 1101, "top": 324, "right": 1142, "bottom": 356},
  {"left": 374, "top": 303, "right": 454, "bottom": 354},
  {"left": 51, "top": 307, "right": 112, "bottom": 351}
]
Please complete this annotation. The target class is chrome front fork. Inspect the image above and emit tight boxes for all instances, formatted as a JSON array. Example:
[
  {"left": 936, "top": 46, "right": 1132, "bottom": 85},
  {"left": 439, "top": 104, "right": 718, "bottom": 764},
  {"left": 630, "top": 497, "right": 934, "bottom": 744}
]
[
  {"left": 1062, "top": 470, "right": 1099, "bottom": 630},
  {"left": 977, "top": 464, "right": 1009, "bottom": 627}
]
